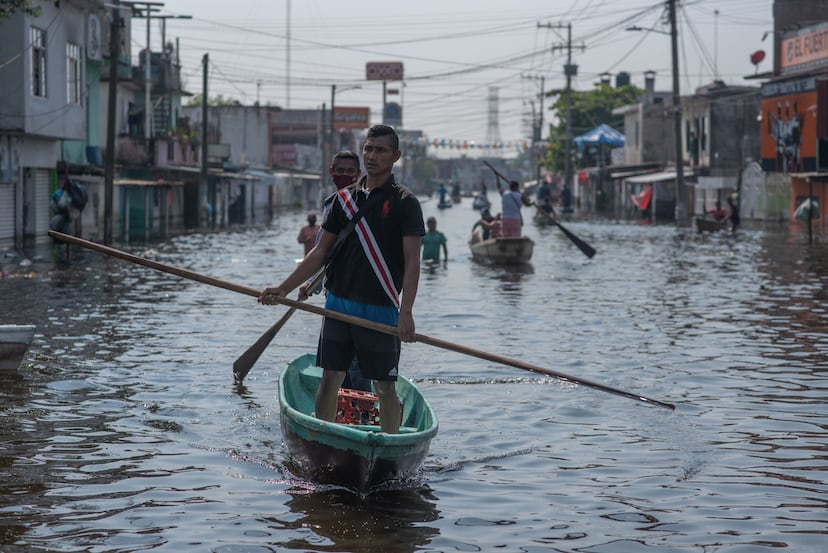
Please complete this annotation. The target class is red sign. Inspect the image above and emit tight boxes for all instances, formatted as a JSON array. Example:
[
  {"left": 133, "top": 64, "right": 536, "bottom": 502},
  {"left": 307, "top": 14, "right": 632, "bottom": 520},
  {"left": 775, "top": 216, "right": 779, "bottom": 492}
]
[
  {"left": 750, "top": 50, "right": 766, "bottom": 65},
  {"left": 333, "top": 106, "right": 370, "bottom": 130},
  {"left": 273, "top": 145, "right": 297, "bottom": 166},
  {"left": 366, "top": 61, "right": 403, "bottom": 81}
]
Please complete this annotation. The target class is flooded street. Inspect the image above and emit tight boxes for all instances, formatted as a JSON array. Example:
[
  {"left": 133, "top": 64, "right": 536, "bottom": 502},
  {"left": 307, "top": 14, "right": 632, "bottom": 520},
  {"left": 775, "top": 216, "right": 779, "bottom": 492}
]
[{"left": 1, "top": 200, "right": 826, "bottom": 552}]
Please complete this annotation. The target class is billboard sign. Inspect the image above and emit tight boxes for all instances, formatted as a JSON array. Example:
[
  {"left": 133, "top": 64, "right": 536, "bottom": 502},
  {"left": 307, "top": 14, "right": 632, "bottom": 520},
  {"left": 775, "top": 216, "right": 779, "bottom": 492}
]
[
  {"left": 366, "top": 61, "right": 404, "bottom": 81},
  {"left": 383, "top": 102, "right": 402, "bottom": 127},
  {"left": 334, "top": 106, "right": 370, "bottom": 130},
  {"left": 779, "top": 22, "right": 828, "bottom": 75}
]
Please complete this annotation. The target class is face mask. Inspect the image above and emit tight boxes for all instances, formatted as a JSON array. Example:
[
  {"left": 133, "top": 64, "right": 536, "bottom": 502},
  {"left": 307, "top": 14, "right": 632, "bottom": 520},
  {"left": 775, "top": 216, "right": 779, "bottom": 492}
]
[{"left": 332, "top": 174, "right": 357, "bottom": 189}]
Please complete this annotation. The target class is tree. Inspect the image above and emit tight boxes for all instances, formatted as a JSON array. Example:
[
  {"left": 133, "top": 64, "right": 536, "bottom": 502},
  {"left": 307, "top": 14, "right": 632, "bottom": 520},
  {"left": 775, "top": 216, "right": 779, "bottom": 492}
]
[
  {"left": 186, "top": 94, "right": 242, "bottom": 107},
  {"left": 411, "top": 157, "right": 435, "bottom": 184},
  {"left": 545, "top": 82, "right": 642, "bottom": 172},
  {"left": 0, "top": 0, "right": 40, "bottom": 20}
]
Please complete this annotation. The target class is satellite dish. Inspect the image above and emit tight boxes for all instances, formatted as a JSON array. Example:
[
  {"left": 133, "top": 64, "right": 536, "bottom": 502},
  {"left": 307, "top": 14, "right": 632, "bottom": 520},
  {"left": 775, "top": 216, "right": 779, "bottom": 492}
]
[{"left": 750, "top": 50, "right": 766, "bottom": 66}]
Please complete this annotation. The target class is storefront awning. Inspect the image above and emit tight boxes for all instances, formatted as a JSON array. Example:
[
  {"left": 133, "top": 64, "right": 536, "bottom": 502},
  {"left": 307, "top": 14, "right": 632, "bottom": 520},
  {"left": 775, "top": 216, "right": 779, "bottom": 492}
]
[
  {"left": 114, "top": 179, "right": 184, "bottom": 187},
  {"left": 624, "top": 171, "right": 678, "bottom": 184}
]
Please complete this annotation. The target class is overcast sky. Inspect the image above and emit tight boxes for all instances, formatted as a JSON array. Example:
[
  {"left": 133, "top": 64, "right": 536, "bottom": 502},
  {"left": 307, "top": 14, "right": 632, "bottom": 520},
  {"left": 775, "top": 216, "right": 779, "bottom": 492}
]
[{"left": 138, "top": 0, "right": 774, "bottom": 155}]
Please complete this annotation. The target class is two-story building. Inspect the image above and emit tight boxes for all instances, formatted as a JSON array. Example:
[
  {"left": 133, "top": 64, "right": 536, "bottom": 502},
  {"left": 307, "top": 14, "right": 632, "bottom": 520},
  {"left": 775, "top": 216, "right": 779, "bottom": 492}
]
[
  {"left": 0, "top": 1, "right": 103, "bottom": 248},
  {"left": 760, "top": 10, "right": 828, "bottom": 230},
  {"left": 613, "top": 71, "right": 767, "bottom": 222},
  {"left": 612, "top": 72, "right": 682, "bottom": 220},
  {"left": 683, "top": 81, "right": 760, "bottom": 216}
]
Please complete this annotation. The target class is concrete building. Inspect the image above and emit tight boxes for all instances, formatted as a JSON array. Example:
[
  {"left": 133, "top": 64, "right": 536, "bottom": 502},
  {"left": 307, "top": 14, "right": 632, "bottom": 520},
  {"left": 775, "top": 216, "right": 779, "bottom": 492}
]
[
  {"left": 683, "top": 81, "right": 761, "bottom": 215},
  {"left": 0, "top": 1, "right": 102, "bottom": 248},
  {"left": 613, "top": 71, "right": 675, "bottom": 167},
  {"left": 760, "top": 10, "right": 828, "bottom": 230}
]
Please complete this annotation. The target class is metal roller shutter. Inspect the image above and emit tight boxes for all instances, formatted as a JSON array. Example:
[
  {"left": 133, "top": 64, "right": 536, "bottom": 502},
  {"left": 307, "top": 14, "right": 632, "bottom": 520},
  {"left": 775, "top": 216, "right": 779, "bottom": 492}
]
[
  {"left": 34, "top": 169, "right": 51, "bottom": 240},
  {"left": 0, "top": 185, "right": 13, "bottom": 245}
]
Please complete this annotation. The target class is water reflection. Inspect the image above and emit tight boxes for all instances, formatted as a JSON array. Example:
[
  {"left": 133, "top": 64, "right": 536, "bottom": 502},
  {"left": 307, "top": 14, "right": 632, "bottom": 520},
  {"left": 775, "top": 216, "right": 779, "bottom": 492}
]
[{"left": 276, "top": 486, "right": 440, "bottom": 552}]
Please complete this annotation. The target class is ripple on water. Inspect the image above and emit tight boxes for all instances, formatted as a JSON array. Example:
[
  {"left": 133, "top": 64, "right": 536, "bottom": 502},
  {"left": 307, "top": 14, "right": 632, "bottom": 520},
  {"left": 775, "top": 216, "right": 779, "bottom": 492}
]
[{"left": 2, "top": 214, "right": 827, "bottom": 552}]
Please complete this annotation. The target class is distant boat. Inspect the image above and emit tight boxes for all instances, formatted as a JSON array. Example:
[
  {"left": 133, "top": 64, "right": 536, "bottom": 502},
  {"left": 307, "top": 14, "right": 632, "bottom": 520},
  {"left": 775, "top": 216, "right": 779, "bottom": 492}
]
[
  {"left": 468, "top": 230, "right": 534, "bottom": 265},
  {"left": 532, "top": 207, "right": 556, "bottom": 226},
  {"left": 0, "top": 324, "right": 35, "bottom": 370},
  {"left": 694, "top": 216, "right": 728, "bottom": 233},
  {"left": 437, "top": 199, "right": 453, "bottom": 209},
  {"left": 472, "top": 195, "right": 490, "bottom": 210}
]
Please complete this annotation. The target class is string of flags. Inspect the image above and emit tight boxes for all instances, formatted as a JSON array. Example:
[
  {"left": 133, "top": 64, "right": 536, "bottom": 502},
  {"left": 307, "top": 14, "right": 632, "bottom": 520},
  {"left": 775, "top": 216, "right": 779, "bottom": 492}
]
[{"left": 398, "top": 137, "right": 532, "bottom": 150}]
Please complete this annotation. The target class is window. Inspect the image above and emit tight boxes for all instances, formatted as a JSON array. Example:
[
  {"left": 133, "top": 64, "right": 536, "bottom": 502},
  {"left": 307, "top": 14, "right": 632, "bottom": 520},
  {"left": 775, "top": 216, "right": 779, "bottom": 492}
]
[
  {"left": 31, "top": 27, "right": 47, "bottom": 97},
  {"left": 66, "top": 42, "right": 81, "bottom": 104}
]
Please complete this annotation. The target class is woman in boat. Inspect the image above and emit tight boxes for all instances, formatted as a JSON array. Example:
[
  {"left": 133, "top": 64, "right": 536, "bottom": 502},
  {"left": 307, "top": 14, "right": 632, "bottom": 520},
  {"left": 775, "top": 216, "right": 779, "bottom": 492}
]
[
  {"left": 471, "top": 209, "right": 501, "bottom": 242},
  {"left": 471, "top": 209, "right": 493, "bottom": 241}
]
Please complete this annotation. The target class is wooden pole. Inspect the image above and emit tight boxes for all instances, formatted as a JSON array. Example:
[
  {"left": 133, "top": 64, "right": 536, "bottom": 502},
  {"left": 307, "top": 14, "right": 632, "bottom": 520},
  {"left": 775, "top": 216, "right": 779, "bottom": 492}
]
[
  {"left": 48, "top": 231, "right": 672, "bottom": 411},
  {"left": 103, "top": 2, "right": 120, "bottom": 245}
]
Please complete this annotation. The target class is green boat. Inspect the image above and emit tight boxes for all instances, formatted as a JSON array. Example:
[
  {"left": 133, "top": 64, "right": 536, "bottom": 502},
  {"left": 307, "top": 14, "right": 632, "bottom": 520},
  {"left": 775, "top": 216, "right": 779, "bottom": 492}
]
[{"left": 278, "top": 353, "right": 439, "bottom": 493}]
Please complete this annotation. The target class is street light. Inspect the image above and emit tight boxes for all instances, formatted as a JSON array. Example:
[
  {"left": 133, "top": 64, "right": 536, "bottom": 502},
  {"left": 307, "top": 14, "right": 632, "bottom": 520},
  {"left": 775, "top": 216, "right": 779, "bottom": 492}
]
[
  {"left": 329, "top": 84, "right": 362, "bottom": 161},
  {"left": 625, "top": 25, "right": 669, "bottom": 35},
  {"left": 125, "top": 2, "right": 163, "bottom": 140}
]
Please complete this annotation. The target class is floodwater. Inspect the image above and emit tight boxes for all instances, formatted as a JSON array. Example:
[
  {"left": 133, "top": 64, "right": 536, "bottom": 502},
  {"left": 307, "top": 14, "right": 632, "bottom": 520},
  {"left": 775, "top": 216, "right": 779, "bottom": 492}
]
[{"left": 1, "top": 199, "right": 826, "bottom": 553}]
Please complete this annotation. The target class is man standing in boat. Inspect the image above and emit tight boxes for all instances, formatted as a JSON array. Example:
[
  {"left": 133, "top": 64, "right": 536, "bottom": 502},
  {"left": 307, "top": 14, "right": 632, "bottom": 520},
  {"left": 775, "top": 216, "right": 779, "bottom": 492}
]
[
  {"left": 259, "top": 125, "right": 424, "bottom": 434},
  {"left": 496, "top": 178, "right": 531, "bottom": 237},
  {"left": 301, "top": 149, "right": 370, "bottom": 392}
]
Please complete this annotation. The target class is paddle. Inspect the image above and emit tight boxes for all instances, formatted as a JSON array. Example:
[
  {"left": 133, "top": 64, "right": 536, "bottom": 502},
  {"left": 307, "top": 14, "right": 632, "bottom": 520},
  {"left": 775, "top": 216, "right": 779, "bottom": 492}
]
[
  {"left": 48, "top": 231, "right": 674, "bottom": 411},
  {"left": 482, "top": 160, "right": 596, "bottom": 259},
  {"left": 233, "top": 269, "right": 326, "bottom": 383},
  {"left": 531, "top": 202, "right": 597, "bottom": 258}
]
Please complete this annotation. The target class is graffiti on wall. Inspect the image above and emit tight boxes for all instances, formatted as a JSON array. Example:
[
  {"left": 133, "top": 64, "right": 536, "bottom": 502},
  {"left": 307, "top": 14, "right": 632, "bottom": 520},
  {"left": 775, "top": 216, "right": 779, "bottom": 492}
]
[{"left": 761, "top": 90, "right": 816, "bottom": 173}]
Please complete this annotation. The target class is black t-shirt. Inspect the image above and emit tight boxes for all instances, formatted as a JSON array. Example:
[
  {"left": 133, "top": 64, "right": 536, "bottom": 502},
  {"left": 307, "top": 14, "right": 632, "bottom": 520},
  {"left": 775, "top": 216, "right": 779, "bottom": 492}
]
[{"left": 322, "top": 175, "right": 425, "bottom": 306}]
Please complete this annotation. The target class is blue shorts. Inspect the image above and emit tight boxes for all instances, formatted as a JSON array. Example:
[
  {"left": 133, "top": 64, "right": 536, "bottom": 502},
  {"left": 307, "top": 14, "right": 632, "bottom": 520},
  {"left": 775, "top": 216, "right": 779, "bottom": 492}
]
[{"left": 317, "top": 293, "right": 400, "bottom": 381}]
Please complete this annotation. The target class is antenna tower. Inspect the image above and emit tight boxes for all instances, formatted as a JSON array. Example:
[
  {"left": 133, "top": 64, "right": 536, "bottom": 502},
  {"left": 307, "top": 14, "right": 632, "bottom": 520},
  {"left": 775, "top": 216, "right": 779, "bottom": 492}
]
[{"left": 486, "top": 87, "right": 501, "bottom": 156}]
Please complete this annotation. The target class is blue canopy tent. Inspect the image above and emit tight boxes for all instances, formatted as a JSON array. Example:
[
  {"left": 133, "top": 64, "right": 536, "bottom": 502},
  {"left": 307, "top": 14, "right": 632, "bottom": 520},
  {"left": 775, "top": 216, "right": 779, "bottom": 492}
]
[
  {"left": 573, "top": 123, "right": 625, "bottom": 151},
  {"left": 573, "top": 124, "right": 625, "bottom": 215}
]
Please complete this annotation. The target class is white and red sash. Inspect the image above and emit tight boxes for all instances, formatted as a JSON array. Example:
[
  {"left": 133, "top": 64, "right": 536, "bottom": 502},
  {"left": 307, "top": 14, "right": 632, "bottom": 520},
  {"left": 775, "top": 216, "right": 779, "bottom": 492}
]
[{"left": 336, "top": 188, "right": 400, "bottom": 308}]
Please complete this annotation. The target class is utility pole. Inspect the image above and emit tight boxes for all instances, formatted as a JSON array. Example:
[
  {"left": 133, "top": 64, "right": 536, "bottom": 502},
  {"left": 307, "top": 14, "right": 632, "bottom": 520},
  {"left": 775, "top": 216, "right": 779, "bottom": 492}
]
[
  {"left": 104, "top": 1, "right": 121, "bottom": 245},
  {"left": 127, "top": 2, "right": 163, "bottom": 140},
  {"left": 145, "top": 8, "right": 151, "bottom": 139},
  {"left": 540, "top": 22, "right": 584, "bottom": 202},
  {"left": 285, "top": 0, "right": 291, "bottom": 108},
  {"left": 330, "top": 84, "right": 336, "bottom": 168},
  {"left": 522, "top": 74, "right": 545, "bottom": 185},
  {"left": 382, "top": 80, "right": 387, "bottom": 124},
  {"left": 201, "top": 54, "right": 212, "bottom": 229},
  {"left": 157, "top": 14, "right": 191, "bottom": 135},
  {"left": 668, "top": 0, "right": 688, "bottom": 225}
]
